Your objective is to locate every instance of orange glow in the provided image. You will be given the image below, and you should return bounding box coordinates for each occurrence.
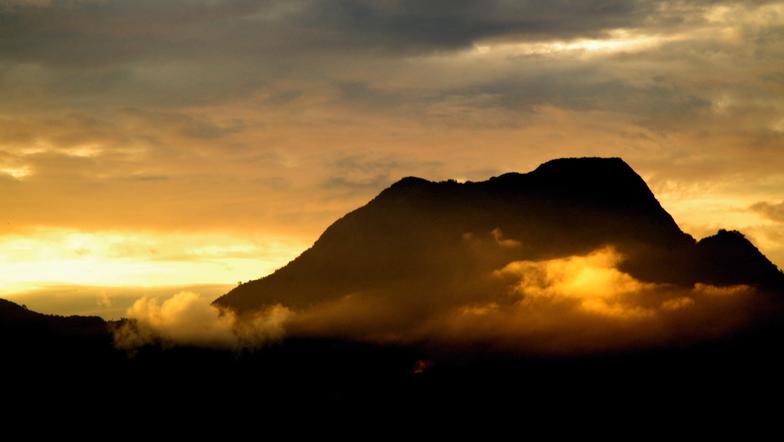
[0,227,307,294]
[498,248,656,319]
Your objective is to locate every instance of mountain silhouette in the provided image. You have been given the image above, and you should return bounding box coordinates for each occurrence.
[0,298,109,337]
[4,157,784,415]
[0,298,114,364]
[215,157,783,312]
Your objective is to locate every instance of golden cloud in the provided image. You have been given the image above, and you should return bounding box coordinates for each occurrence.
[114,291,291,350]
[174,246,759,355]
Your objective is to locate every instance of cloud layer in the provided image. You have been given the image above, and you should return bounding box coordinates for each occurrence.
[282,247,761,353]
[117,246,767,355]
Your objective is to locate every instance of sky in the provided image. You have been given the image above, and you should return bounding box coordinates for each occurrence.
[1,0,783,317]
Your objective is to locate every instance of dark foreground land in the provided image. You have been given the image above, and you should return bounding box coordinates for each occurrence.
[2,297,783,421]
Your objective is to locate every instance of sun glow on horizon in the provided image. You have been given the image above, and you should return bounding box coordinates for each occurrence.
[0,227,308,295]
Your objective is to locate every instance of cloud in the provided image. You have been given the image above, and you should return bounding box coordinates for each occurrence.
[0,1,711,68]
[409,248,761,353]
[113,291,291,349]
[504,249,642,296]
[100,236,768,355]
[322,154,443,196]
[4,0,780,118]
[97,291,112,308]
[751,201,784,223]
[252,244,764,354]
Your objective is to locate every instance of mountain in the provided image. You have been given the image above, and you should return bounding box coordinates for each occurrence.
[0,298,110,339]
[214,157,784,312]
[0,297,116,368]
[695,229,784,287]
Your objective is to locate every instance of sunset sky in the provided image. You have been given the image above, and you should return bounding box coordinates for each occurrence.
[1,0,783,317]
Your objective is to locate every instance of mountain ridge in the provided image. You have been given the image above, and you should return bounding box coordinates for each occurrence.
[215,157,783,312]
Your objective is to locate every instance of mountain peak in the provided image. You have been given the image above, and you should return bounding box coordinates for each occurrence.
[696,229,784,288]
[533,156,630,173]
[530,156,648,193]
[390,176,432,188]
[487,157,631,182]
[375,176,434,201]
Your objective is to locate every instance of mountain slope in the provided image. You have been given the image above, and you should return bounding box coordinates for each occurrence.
[215,157,783,312]
[0,298,114,363]
[696,229,784,287]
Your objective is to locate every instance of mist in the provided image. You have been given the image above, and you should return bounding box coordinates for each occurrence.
[115,244,769,355]
[113,291,290,350]
[283,246,763,354]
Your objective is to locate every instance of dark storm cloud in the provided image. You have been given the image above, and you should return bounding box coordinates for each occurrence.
[293,0,649,53]
[1,0,777,117]
[1,0,765,67]
[0,0,265,66]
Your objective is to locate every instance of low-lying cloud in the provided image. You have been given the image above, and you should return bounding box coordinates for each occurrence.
[114,291,290,350]
[278,246,762,353]
[113,245,770,355]
[418,248,760,353]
